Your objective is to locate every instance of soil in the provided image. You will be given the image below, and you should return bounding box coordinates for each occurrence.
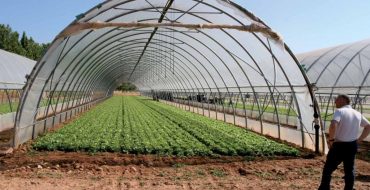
[0,144,369,190]
[0,129,13,146]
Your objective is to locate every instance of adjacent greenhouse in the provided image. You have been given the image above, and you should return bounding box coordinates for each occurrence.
[0,49,35,132]
[297,38,370,141]
[13,0,325,152]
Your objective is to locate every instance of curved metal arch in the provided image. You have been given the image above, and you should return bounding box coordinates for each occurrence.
[140,30,288,129]
[354,67,370,109]
[336,44,370,87]
[193,1,311,138]
[62,51,191,111]
[72,23,249,119]
[70,43,208,110]
[322,43,370,120]
[34,37,73,121]
[313,42,362,85]
[19,4,178,119]
[74,1,284,99]
[100,58,191,97]
[192,27,281,132]
[38,2,282,121]
[66,28,228,97]
[41,29,195,115]
[98,58,191,102]
[220,32,300,134]
[107,49,208,100]
[14,0,319,151]
[128,49,207,90]
[62,38,218,111]
[60,31,224,109]
[20,0,278,117]
[305,45,345,71]
[211,0,321,147]
[82,50,198,98]
[101,26,231,91]
[46,26,220,110]
[200,2,313,135]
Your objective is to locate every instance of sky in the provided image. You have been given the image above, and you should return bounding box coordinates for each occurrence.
[0,0,370,53]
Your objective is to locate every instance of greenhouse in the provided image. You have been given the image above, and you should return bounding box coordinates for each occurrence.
[0,49,35,132]
[11,0,325,153]
[297,38,370,141]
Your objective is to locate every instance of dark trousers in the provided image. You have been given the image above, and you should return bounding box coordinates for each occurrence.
[318,141,358,190]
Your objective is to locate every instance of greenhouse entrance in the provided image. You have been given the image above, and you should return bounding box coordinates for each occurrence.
[11,0,325,154]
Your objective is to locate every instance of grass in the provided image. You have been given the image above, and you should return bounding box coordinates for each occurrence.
[0,98,60,115]
[209,168,227,177]
[0,101,19,114]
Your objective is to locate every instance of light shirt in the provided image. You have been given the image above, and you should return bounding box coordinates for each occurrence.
[332,105,370,142]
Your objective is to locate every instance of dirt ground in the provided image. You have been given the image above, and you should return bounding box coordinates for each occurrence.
[0,146,369,190]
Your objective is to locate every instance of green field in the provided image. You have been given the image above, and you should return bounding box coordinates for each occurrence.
[33,96,299,157]
[0,101,19,114]
[0,98,60,115]
[227,102,298,116]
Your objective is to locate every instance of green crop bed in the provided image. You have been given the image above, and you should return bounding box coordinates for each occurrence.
[33,96,299,157]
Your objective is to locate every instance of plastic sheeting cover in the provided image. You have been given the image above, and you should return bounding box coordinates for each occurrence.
[14,0,319,150]
[0,49,36,89]
[297,38,370,93]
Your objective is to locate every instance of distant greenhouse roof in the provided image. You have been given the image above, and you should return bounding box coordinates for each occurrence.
[0,49,36,89]
[297,38,370,95]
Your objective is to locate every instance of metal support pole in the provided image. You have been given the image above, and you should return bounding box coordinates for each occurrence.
[314,112,320,154]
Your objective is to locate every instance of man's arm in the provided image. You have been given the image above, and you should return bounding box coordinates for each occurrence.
[358,124,370,142]
[328,120,338,148]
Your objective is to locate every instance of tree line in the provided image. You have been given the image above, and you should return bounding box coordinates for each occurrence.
[116,82,137,91]
[0,24,49,61]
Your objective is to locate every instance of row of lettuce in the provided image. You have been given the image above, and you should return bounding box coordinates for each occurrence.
[33,96,299,156]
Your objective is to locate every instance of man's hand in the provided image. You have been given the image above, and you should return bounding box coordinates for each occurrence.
[356,139,362,145]
[327,139,334,149]
[358,124,370,143]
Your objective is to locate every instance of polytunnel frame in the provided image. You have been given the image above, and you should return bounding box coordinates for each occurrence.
[299,39,370,132]
[13,0,324,153]
[48,12,296,133]
[0,49,35,117]
[45,24,290,137]
[0,88,23,114]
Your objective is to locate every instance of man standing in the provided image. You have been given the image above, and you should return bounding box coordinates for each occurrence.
[319,94,370,190]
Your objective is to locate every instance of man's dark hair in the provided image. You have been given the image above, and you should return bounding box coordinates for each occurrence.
[337,94,350,104]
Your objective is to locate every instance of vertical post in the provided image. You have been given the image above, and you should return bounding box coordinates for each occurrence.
[223,92,226,122]
[213,92,218,120]
[243,93,248,129]
[202,93,205,116]
[314,112,320,154]
[234,93,237,125]
[5,89,13,112]
[208,92,211,118]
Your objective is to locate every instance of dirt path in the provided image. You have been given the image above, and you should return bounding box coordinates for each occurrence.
[0,149,369,190]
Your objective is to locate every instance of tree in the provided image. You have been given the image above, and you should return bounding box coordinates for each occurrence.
[0,24,11,50]
[20,32,28,49]
[116,82,137,91]
[0,24,49,61]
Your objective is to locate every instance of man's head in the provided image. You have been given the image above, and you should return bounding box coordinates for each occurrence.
[335,94,350,108]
